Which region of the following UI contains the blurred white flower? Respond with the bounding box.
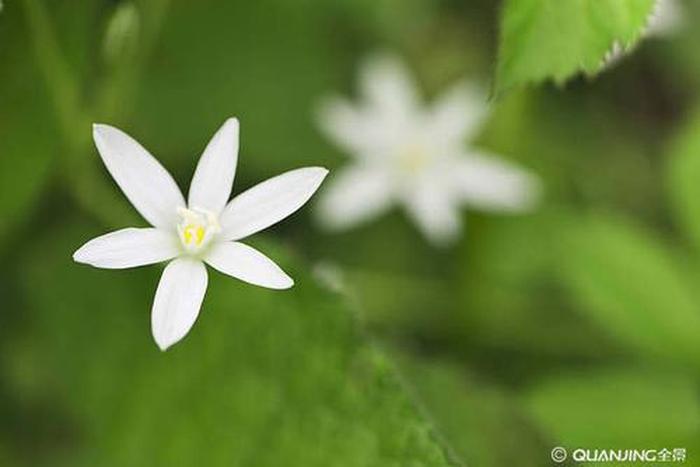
[74,118,327,350]
[316,54,539,245]
[646,0,683,37]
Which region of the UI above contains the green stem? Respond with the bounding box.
[22,0,171,228]
[20,0,86,149]
[95,0,172,122]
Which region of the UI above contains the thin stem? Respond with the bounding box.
[95,0,172,122]
[20,0,86,149]
[22,0,172,228]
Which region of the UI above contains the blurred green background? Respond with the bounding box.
[2,0,700,465]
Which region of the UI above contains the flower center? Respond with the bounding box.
[396,143,430,175]
[177,207,221,253]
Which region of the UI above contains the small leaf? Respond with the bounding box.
[667,107,700,254]
[525,368,700,446]
[495,0,656,95]
[560,214,700,365]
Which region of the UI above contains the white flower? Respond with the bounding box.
[73,118,328,350]
[646,0,683,37]
[315,54,539,245]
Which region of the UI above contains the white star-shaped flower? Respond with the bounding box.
[315,54,539,245]
[73,118,328,350]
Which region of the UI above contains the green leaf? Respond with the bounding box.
[398,356,550,467]
[525,368,700,446]
[0,4,55,250]
[8,220,458,467]
[560,214,700,365]
[495,0,656,94]
[0,117,52,250]
[667,107,700,254]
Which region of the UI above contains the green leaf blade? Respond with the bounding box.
[12,221,458,467]
[560,214,700,365]
[495,0,656,94]
[667,108,700,254]
[525,368,700,446]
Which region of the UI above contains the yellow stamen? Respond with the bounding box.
[177,207,221,252]
[183,225,193,245]
[398,145,428,174]
[195,226,205,245]
[182,225,206,246]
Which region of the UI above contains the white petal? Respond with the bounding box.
[427,81,488,145]
[404,182,462,246]
[451,152,541,212]
[204,242,293,289]
[93,124,186,229]
[317,96,412,160]
[188,118,239,214]
[219,167,328,241]
[316,55,419,160]
[316,164,393,230]
[316,97,376,156]
[73,228,180,269]
[646,0,683,37]
[151,258,208,351]
[360,54,418,117]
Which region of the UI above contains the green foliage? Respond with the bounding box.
[398,357,549,467]
[132,0,339,179]
[495,0,656,94]
[101,3,140,66]
[7,221,456,466]
[667,107,700,254]
[0,110,52,250]
[560,214,700,365]
[3,0,700,464]
[525,368,700,446]
[0,6,54,250]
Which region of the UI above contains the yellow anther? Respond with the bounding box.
[398,145,429,174]
[182,224,207,246]
[177,207,221,252]
[195,226,205,245]
[183,225,195,245]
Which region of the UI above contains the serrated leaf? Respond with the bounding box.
[667,107,700,254]
[525,368,700,446]
[560,214,700,365]
[495,0,656,94]
[8,220,458,467]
